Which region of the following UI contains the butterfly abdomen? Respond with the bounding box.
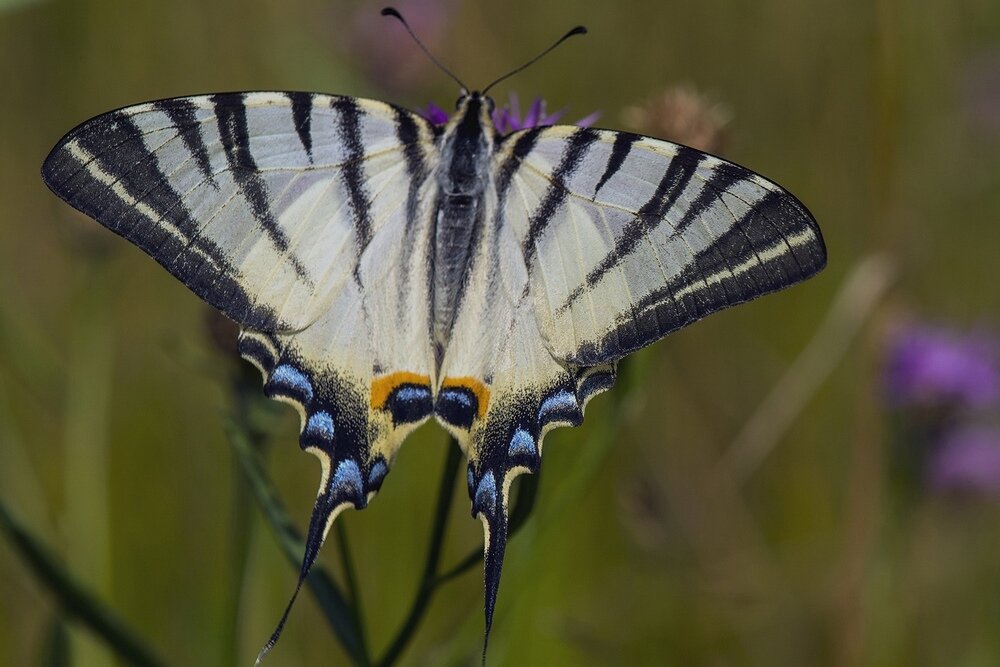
[432,196,482,347]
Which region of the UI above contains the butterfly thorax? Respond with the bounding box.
[431,93,497,352]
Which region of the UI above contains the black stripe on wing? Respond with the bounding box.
[496,127,545,200]
[41,109,282,331]
[332,97,375,254]
[393,107,430,232]
[570,190,826,366]
[288,91,315,161]
[560,142,703,311]
[155,98,217,188]
[213,93,312,282]
[521,127,599,265]
[592,132,639,196]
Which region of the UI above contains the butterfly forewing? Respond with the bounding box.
[501,125,826,366]
[42,93,427,331]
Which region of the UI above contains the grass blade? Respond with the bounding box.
[0,497,165,667]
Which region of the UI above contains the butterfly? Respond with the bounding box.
[41,8,826,662]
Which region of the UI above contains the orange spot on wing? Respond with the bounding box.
[441,376,491,420]
[370,372,431,410]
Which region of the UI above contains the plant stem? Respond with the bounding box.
[336,520,370,660]
[377,441,461,667]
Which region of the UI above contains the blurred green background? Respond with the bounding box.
[3,0,1000,665]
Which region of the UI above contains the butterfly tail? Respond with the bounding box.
[255,580,302,666]
[256,458,369,663]
[465,364,618,662]
[468,416,546,662]
[241,331,388,662]
[256,457,367,662]
[471,464,512,665]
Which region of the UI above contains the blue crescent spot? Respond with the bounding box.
[395,385,432,403]
[467,466,476,494]
[441,389,473,407]
[368,459,388,488]
[305,411,335,440]
[331,459,363,500]
[271,364,314,403]
[538,389,578,421]
[508,428,536,457]
[475,471,497,515]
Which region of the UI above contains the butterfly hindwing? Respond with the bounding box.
[500,125,827,366]
[428,140,622,640]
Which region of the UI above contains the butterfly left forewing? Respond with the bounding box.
[42,92,423,331]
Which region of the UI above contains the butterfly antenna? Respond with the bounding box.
[382,7,468,91]
[481,25,588,95]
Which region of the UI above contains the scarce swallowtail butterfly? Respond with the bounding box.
[41,7,826,663]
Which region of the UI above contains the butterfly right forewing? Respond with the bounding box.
[503,125,827,366]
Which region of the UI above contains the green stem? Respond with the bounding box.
[221,459,255,667]
[377,442,461,667]
[336,520,370,660]
[0,497,165,667]
[435,548,482,586]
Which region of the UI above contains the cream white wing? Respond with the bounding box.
[437,124,826,638]
[43,92,431,332]
[499,126,827,366]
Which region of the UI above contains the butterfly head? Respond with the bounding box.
[455,90,495,112]
[451,90,497,132]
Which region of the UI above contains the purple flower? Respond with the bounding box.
[929,425,1000,495]
[421,102,450,126]
[885,324,1000,408]
[421,93,599,133]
